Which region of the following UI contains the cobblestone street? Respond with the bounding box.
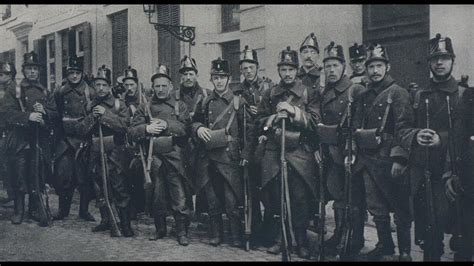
[0,181,454,261]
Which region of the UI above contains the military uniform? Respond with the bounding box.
[257,47,320,258]
[399,34,467,261]
[348,43,367,85]
[129,66,192,244]
[354,45,413,260]
[51,55,96,221]
[76,65,132,237]
[318,42,368,255]
[2,52,58,225]
[192,57,255,247]
[297,33,323,91]
[450,80,474,261]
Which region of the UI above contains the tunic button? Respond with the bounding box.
[65,100,68,104]
[379,103,383,107]
[226,147,229,151]
[363,104,367,107]
[209,111,212,114]
[378,116,382,120]
[228,111,231,114]
[338,112,342,116]
[80,100,84,103]
[340,100,344,103]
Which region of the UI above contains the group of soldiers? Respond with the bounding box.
[0,31,472,262]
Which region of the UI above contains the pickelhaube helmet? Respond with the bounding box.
[349,43,366,61]
[119,66,138,83]
[93,65,112,84]
[300,32,319,53]
[429,33,455,59]
[323,41,345,63]
[0,61,13,74]
[210,57,230,76]
[66,55,83,73]
[151,64,172,82]
[22,51,41,68]
[365,43,389,66]
[239,45,258,65]
[277,46,299,68]
[179,55,198,74]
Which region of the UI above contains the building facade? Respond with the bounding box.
[0,4,473,90]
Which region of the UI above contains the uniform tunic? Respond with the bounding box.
[297,65,323,91]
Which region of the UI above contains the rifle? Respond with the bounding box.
[241,97,252,251]
[279,111,297,261]
[316,144,326,261]
[33,121,53,227]
[98,117,122,237]
[337,87,354,260]
[423,98,436,261]
[445,95,464,254]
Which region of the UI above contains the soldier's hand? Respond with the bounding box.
[197,127,211,142]
[29,112,43,123]
[445,175,464,202]
[146,121,164,135]
[93,105,106,117]
[344,155,356,166]
[33,102,46,114]
[240,159,249,167]
[416,128,436,146]
[391,162,407,178]
[314,149,323,164]
[276,102,296,116]
[249,105,258,115]
[258,135,267,143]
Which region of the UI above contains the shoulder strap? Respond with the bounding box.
[302,87,308,105]
[458,85,466,100]
[15,85,26,112]
[209,97,235,130]
[233,95,240,111]
[84,85,92,106]
[379,89,394,133]
[413,89,425,109]
[175,90,180,117]
[130,104,137,116]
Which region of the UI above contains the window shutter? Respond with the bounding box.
[111,10,128,86]
[76,22,92,76]
[68,28,76,57]
[33,38,48,88]
[157,5,180,84]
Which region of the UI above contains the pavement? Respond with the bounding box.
[0,181,455,261]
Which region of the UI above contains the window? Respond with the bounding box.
[157,5,181,83]
[110,10,128,86]
[46,35,56,91]
[77,30,84,54]
[221,5,240,33]
[21,40,28,57]
[48,39,55,59]
[2,5,11,21]
[221,40,241,84]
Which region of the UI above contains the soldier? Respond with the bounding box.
[192,57,254,247]
[297,33,323,91]
[233,45,273,248]
[257,47,319,259]
[316,42,367,257]
[2,51,58,225]
[449,74,474,261]
[398,34,467,261]
[51,55,95,221]
[76,65,133,237]
[118,66,147,219]
[353,44,413,261]
[177,55,209,222]
[0,62,16,207]
[348,43,367,85]
[129,64,192,245]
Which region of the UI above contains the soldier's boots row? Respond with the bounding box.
[52,192,95,221]
[324,208,344,255]
[397,224,412,262]
[208,215,223,246]
[149,214,167,241]
[91,206,121,237]
[118,206,134,237]
[11,192,25,224]
[364,220,395,260]
[176,218,190,246]
[52,195,72,221]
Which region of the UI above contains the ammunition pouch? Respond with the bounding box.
[318,124,339,145]
[152,136,174,154]
[205,128,233,150]
[275,130,301,149]
[354,128,381,150]
[91,136,115,153]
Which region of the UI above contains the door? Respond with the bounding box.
[157,5,181,85]
[363,5,430,88]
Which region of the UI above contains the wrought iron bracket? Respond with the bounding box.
[153,24,196,45]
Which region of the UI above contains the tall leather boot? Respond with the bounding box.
[149,211,167,241]
[11,192,25,224]
[208,215,223,246]
[27,193,39,221]
[365,220,395,260]
[229,216,243,248]
[79,191,95,221]
[118,206,134,237]
[53,194,72,220]
[267,216,282,255]
[397,224,412,261]
[176,217,189,246]
[295,227,310,259]
[325,207,344,255]
[351,207,365,256]
[92,206,110,232]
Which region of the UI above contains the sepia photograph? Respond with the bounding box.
[0,4,472,262]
